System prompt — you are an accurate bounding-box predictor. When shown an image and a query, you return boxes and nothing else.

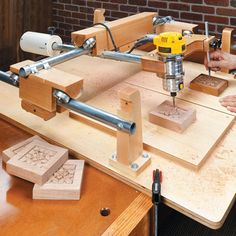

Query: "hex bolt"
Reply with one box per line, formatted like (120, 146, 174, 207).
(131, 163, 139, 170)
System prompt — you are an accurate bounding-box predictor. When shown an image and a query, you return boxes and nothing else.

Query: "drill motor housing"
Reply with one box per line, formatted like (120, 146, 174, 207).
(153, 32, 186, 97)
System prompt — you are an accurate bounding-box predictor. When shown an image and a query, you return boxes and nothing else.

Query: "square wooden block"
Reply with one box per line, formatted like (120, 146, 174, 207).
(149, 100, 196, 133)
(33, 160, 85, 200)
(6, 140, 68, 185)
(2, 135, 46, 163)
(189, 74, 228, 96)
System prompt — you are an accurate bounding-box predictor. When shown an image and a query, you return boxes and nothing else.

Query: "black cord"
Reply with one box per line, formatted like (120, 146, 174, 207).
(127, 36, 154, 54)
(93, 23, 118, 52)
(127, 45, 136, 54)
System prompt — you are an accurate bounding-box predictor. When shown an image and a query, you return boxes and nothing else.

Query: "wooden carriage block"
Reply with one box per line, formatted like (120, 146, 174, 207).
(189, 74, 228, 96)
(72, 12, 156, 55)
(21, 100, 57, 121)
(33, 160, 85, 200)
(184, 35, 215, 57)
(2, 135, 46, 163)
(149, 100, 196, 133)
(6, 140, 68, 185)
(141, 55, 165, 75)
(19, 68, 83, 112)
(10, 61, 83, 118)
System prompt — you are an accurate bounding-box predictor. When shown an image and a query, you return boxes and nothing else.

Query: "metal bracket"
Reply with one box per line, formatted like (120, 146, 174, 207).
(31, 66, 38, 74)
(43, 62, 51, 70)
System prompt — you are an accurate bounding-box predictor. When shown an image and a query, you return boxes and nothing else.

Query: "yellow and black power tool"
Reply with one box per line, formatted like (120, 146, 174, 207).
(153, 32, 186, 106)
(131, 32, 186, 106)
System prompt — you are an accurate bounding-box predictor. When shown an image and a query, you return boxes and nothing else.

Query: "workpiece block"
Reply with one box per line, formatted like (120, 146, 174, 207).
(33, 160, 85, 200)
(2, 135, 46, 163)
(6, 140, 68, 185)
(189, 74, 228, 96)
(149, 100, 196, 133)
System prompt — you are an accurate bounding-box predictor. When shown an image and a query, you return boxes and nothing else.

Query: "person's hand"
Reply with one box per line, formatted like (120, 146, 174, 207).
(204, 50, 236, 71)
(219, 95, 236, 113)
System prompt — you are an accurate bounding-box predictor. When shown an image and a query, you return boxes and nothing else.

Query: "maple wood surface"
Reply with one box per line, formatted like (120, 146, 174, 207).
(0, 119, 144, 236)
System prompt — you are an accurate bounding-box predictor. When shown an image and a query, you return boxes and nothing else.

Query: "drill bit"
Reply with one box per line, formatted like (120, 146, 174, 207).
(173, 96, 175, 108)
(170, 92, 176, 108)
(208, 68, 211, 77)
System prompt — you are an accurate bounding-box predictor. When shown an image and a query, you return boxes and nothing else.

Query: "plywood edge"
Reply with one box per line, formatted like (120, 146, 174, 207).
(164, 193, 236, 229)
(102, 193, 152, 236)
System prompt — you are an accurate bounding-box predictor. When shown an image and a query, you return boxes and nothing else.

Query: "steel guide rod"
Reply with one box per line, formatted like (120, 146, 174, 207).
(0, 75, 136, 135)
(0, 71, 19, 87)
(101, 51, 142, 63)
(19, 37, 96, 78)
(53, 90, 136, 135)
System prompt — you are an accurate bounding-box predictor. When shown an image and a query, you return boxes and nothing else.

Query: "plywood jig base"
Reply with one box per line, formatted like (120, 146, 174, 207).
(78, 82, 234, 170)
(0, 59, 236, 229)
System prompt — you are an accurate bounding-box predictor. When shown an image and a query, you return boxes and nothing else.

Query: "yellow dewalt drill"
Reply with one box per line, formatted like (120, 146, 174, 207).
(153, 32, 186, 106)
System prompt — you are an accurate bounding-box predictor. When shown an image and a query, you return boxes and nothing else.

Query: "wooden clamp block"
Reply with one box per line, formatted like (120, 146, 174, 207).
(189, 74, 228, 96)
(149, 100, 196, 133)
(109, 87, 151, 176)
(2, 135, 46, 163)
(6, 140, 68, 185)
(72, 12, 156, 55)
(33, 160, 85, 200)
(141, 54, 165, 75)
(10, 61, 83, 120)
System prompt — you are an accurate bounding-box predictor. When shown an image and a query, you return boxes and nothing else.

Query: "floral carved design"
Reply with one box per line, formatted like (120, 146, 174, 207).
(19, 145, 56, 169)
(48, 164, 76, 184)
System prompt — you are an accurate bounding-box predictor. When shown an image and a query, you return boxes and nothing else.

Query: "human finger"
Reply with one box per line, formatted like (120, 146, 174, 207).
(209, 50, 223, 60)
(226, 106, 236, 113)
(219, 95, 236, 102)
(219, 101, 236, 108)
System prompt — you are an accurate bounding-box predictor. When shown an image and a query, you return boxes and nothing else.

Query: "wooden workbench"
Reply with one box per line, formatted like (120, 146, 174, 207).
(0, 119, 151, 236)
(0, 55, 235, 229)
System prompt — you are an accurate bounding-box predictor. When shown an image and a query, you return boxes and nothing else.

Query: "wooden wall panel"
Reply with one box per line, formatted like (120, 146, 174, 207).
(0, 0, 52, 71)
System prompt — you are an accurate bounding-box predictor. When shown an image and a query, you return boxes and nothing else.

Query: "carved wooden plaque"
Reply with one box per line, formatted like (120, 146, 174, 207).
(149, 100, 196, 133)
(33, 160, 85, 200)
(6, 140, 68, 185)
(2, 135, 46, 163)
(189, 74, 228, 96)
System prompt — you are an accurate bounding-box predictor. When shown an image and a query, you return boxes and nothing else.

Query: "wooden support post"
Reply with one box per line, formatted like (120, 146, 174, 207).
(109, 87, 151, 176)
(93, 8, 105, 24)
(221, 28, 235, 73)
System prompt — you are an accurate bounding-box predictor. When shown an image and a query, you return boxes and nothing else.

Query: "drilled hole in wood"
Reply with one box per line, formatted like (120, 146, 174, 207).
(100, 208, 110, 217)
